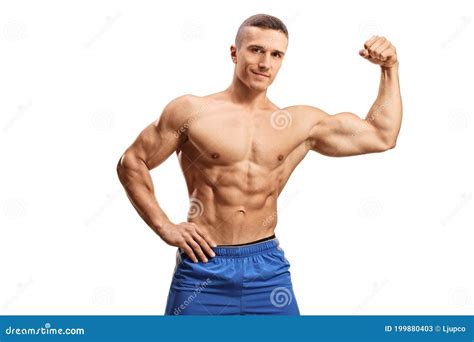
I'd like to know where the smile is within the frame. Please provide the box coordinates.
[251,71,270,78]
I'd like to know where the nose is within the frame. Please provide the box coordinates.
[258,52,271,71]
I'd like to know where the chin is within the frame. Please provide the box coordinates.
[249,81,269,91]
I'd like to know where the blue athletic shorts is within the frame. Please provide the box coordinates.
[164,237,300,315]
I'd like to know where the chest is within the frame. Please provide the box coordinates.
[184,110,297,167]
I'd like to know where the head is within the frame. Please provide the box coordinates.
[231,14,288,91]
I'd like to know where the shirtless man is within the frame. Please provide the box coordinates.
[116,14,402,315]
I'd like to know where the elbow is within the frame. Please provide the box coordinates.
[116,162,124,183]
[384,139,397,151]
[379,131,398,151]
[116,154,125,171]
[116,153,129,181]
[116,152,147,182]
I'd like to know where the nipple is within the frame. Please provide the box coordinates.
[211,152,220,159]
[278,154,284,161]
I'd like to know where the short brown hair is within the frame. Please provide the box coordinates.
[235,14,288,49]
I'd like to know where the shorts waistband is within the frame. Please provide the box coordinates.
[179,237,280,257]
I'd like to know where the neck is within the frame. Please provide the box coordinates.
[225,74,269,111]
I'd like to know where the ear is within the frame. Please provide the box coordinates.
[230,45,237,64]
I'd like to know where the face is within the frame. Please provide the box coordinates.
[231,26,288,91]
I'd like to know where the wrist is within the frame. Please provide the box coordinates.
[381,61,399,73]
[153,218,172,235]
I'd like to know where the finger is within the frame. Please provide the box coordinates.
[369,37,387,51]
[371,42,391,61]
[359,49,369,58]
[194,227,218,248]
[374,40,390,55]
[380,45,395,58]
[181,244,198,263]
[191,222,218,251]
[361,36,382,58]
[364,53,379,64]
[384,49,397,63]
[368,39,386,59]
[188,238,208,263]
[193,232,216,258]
[364,35,378,49]
[378,45,393,61]
[360,48,378,61]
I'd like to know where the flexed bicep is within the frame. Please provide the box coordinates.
[307,111,393,157]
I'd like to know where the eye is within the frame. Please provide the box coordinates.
[252,47,263,53]
[272,52,282,58]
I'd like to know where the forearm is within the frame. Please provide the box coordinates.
[116,155,171,236]
[365,63,403,145]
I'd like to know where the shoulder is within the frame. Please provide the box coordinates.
[281,105,330,127]
[282,105,328,118]
[162,94,204,117]
[158,94,206,129]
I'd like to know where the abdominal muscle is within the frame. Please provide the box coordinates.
[182,159,283,245]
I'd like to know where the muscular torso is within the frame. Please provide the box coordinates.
[176,93,318,244]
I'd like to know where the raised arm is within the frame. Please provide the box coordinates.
[294,36,402,157]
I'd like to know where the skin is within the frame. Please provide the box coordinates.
[116,27,402,263]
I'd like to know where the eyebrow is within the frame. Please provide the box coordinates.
[247,44,285,56]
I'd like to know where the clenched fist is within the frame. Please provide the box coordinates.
[359,35,398,68]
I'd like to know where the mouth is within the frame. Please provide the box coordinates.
[251,71,270,78]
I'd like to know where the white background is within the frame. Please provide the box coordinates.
[1,0,473,315]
